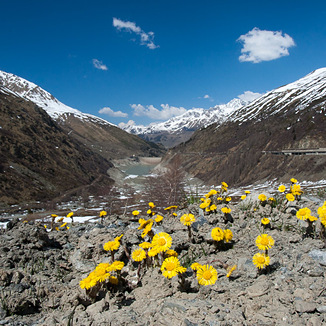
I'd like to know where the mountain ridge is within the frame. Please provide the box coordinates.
[166,68,326,185]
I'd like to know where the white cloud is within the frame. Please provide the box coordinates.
[237,91,262,102]
[237,27,295,63]
[99,107,128,118]
[92,59,108,71]
[118,120,137,129]
[113,17,159,49]
[130,104,187,120]
[203,94,210,99]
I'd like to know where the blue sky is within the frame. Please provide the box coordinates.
[1,0,326,126]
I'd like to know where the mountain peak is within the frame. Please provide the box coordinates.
[0,70,114,126]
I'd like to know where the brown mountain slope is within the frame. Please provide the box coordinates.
[168,97,326,186]
[0,88,114,203]
[56,114,165,161]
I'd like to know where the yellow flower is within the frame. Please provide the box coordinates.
[132,210,140,216]
[139,241,152,249]
[165,249,178,258]
[290,178,298,183]
[307,215,318,222]
[44,225,47,229]
[152,232,172,253]
[291,184,302,196]
[132,248,146,262]
[211,227,224,241]
[177,266,187,274]
[261,218,270,225]
[51,214,58,218]
[221,207,231,214]
[296,207,311,220]
[226,196,232,202]
[147,209,152,215]
[320,215,326,227]
[141,221,153,238]
[161,257,181,278]
[317,206,326,219]
[200,198,211,209]
[60,222,67,228]
[241,195,246,200]
[253,253,270,269]
[164,205,178,210]
[217,197,223,201]
[268,197,275,202]
[155,214,164,223]
[255,234,275,250]
[138,218,153,230]
[109,276,119,285]
[223,229,233,243]
[205,189,217,198]
[180,213,196,226]
[258,194,267,202]
[221,182,228,188]
[286,193,295,202]
[103,240,120,251]
[115,234,123,241]
[148,202,155,208]
[226,265,237,278]
[173,213,177,217]
[197,265,218,286]
[67,212,74,218]
[55,227,59,231]
[80,277,93,290]
[109,261,124,271]
[57,217,64,223]
[191,262,202,271]
[245,190,251,194]
[278,185,286,193]
[210,204,217,211]
[148,247,159,257]
[100,210,107,217]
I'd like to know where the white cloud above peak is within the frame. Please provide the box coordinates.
[130,104,187,120]
[237,91,262,102]
[113,18,159,50]
[92,59,108,71]
[237,27,295,63]
[99,107,128,118]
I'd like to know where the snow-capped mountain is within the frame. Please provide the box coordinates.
[120,98,249,147]
[0,70,164,160]
[168,68,326,186]
[0,70,113,126]
[229,68,326,124]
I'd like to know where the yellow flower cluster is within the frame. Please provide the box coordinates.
[318,201,326,226]
[211,227,233,243]
[199,182,232,215]
[253,233,274,270]
[80,261,124,290]
[103,234,123,252]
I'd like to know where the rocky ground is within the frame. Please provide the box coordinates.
[1,190,326,326]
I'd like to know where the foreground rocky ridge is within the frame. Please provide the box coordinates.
[1,189,326,325]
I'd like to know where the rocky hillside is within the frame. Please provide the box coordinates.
[0,187,325,325]
[168,68,326,186]
[0,70,164,160]
[0,87,114,204]
[120,99,247,148]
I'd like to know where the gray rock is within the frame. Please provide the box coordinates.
[309,249,326,266]
[294,300,316,313]
[317,305,326,313]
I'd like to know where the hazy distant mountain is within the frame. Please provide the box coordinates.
[120,99,248,148]
[0,71,164,160]
[167,68,326,185]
